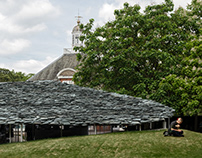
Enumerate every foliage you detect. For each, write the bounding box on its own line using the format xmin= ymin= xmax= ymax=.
xmin=0 ymin=68 xmax=34 ymax=82
xmin=151 ymin=0 xmax=202 ymax=116
xmin=73 ymin=0 xmax=201 ymax=116
xmin=153 ymin=30 xmax=202 ymax=116
xmin=0 ymin=130 xmax=202 ymax=158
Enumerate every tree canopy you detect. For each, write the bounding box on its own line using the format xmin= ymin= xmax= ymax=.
xmin=0 ymin=68 xmax=34 ymax=82
xmin=73 ymin=0 xmax=201 ymax=116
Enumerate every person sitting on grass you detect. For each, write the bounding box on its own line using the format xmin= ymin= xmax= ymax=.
xmin=169 ymin=118 xmax=184 ymax=137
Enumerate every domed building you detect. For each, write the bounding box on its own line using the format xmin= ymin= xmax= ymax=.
xmin=29 ymin=18 xmax=83 ymax=84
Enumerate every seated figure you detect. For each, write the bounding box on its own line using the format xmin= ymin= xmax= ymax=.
xmin=168 ymin=118 xmax=184 ymax=137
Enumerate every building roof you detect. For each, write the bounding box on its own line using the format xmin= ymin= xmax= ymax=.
xmin=0 ymin=81 xmax=175 ymax=126
xmin=29 ymin=53 xmax=79 ymax=81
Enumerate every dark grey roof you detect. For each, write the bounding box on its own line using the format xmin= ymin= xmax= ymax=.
xmin=29 ymin=53 xmax=79 ymax=81
xmin=0 ymin=81 xmax=175 ymax=125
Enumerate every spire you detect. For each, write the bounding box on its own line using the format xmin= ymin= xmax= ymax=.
xmin=75 ymin=16 xmax=82 ymax=25
xmin=75 ymin=9 xmax=82 ymax=25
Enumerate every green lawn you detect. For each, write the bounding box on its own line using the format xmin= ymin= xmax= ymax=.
xmin=0 ymin=130 xmax=201 ymax=158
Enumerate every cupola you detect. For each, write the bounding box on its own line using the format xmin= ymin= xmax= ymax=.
xmin=72 ymin=16 xmax=83 ymax=48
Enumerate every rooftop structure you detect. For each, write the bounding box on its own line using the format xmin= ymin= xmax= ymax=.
xmin=29 ymin=17 xmax=83 ymax=82
xmin=0 ymin=80 xmax=174 ymax=126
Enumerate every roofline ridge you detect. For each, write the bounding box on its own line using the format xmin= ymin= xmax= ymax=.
xmin=28 ymin=54 xmax=64 ymax=81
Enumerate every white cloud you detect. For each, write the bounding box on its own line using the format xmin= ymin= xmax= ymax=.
xmin=0 ymin=13 xmax=5 ymax=21
xmin=6 ymin=56 xmax=58 ymax=74
xmin=0 ymin=0 xmax=60 ymax=34
xmin=172 ymin=0 xmax=192 ymax=9
xmin=85 ymin=7 xmax=92 ymax=16
xmin=98 ymin=3 xmax=116 ymax=21
xmin=14 ymin=0 xmax=60 ymax=23
xmin=97 ymin=0 xmax=192 ymax=25
xmin=0 ymin=0 xmax=60 ymax=58
xmin=23 ymin=23 xmax=47 ymax=33
xmin=0 ymin=39 xmax=31 ymax=55
xmin=0 ymin=13 xmax=22 ymax=34
xmin=0 ymin=17 xmax=46 ymax=34
xmin=114 ymin=0 xmax=192 ymax=9
xmin=66 ymin=30 xmax=72 ymax=47
xmin=115 ymin=0 xmax=137 ymax=6
xmin=97 ymin=0 xmax=141 ymax=25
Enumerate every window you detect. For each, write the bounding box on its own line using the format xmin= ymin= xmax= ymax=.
xmin=75 ymin=36 xmax=79 ymax=44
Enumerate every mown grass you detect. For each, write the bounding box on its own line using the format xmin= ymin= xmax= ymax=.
xmin=0 ymin=129 xmax=201 ymax=158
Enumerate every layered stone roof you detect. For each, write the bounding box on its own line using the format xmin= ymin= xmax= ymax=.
xmin=0 ymin=81 xmax=175 ymax=126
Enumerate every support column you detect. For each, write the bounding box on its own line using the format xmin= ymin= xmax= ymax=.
xmin=163 ymin=120 xmax=167 ymax=129
xmin=168 ymin=118 xmax=170 ymax=129
xmin=150 ymin=122 xmax=152 ymax=130
xmin=20 ymin=123 xmax=23 ymax=142
xmin=9 ymin=124 xmax=11 ymax=143
xmin=94 ymin=124 xmax=97 ymax=134
xmin=32 ymin=124 xmax=35 ymax=140
xmin=60 ymin=125 xmax=63 ymax=137
xmin=139 ymin=124 xmax=142 ymax=131
xmin=18 ymin=124 xmax=19 ymax=142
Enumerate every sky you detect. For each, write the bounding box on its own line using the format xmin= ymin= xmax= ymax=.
xmin=0 ymin=0 xmax=192 ymax=74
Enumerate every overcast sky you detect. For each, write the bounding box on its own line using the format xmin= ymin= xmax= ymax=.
xmin=0 ymin=0 xmax=192 ymax=74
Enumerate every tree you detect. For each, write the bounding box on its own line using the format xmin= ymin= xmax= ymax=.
xmin=0 ymin=68 xmax=34 ymax=82
xmin=151 ymin=0 xmax=202 ymax=116
xmin=73 ymin=0 xmax=201 ymax=116
xmin=152 ymin=29 xmax=202 ymax=116
xmin=0 ymin=68 xmax=11 ymax=82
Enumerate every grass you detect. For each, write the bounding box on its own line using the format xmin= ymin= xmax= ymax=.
xmin=0 ymin=129 xmax=201 ymax=158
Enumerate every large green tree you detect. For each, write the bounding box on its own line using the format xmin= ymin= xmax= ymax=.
xmin=151 ymin=0 xmax=202 ymax=116
xmin=152 ymin=35 xmax=202 ymax=116
xmin=74 ymin=0 xmax=201 ymax=116
xmin=0 ymin=68 xmax=34 ymax=82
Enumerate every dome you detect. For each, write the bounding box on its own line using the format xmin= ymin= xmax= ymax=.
xmin=72 ymin=25 xmax=81 ymax=32
xmin=72 ymin=19 xmax=82 ymax=33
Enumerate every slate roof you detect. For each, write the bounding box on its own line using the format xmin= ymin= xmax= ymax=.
xmin=29 ymin=53 xmax=79 ymax=81
xmin=0 ymin=81 xmax=175 ymax=126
